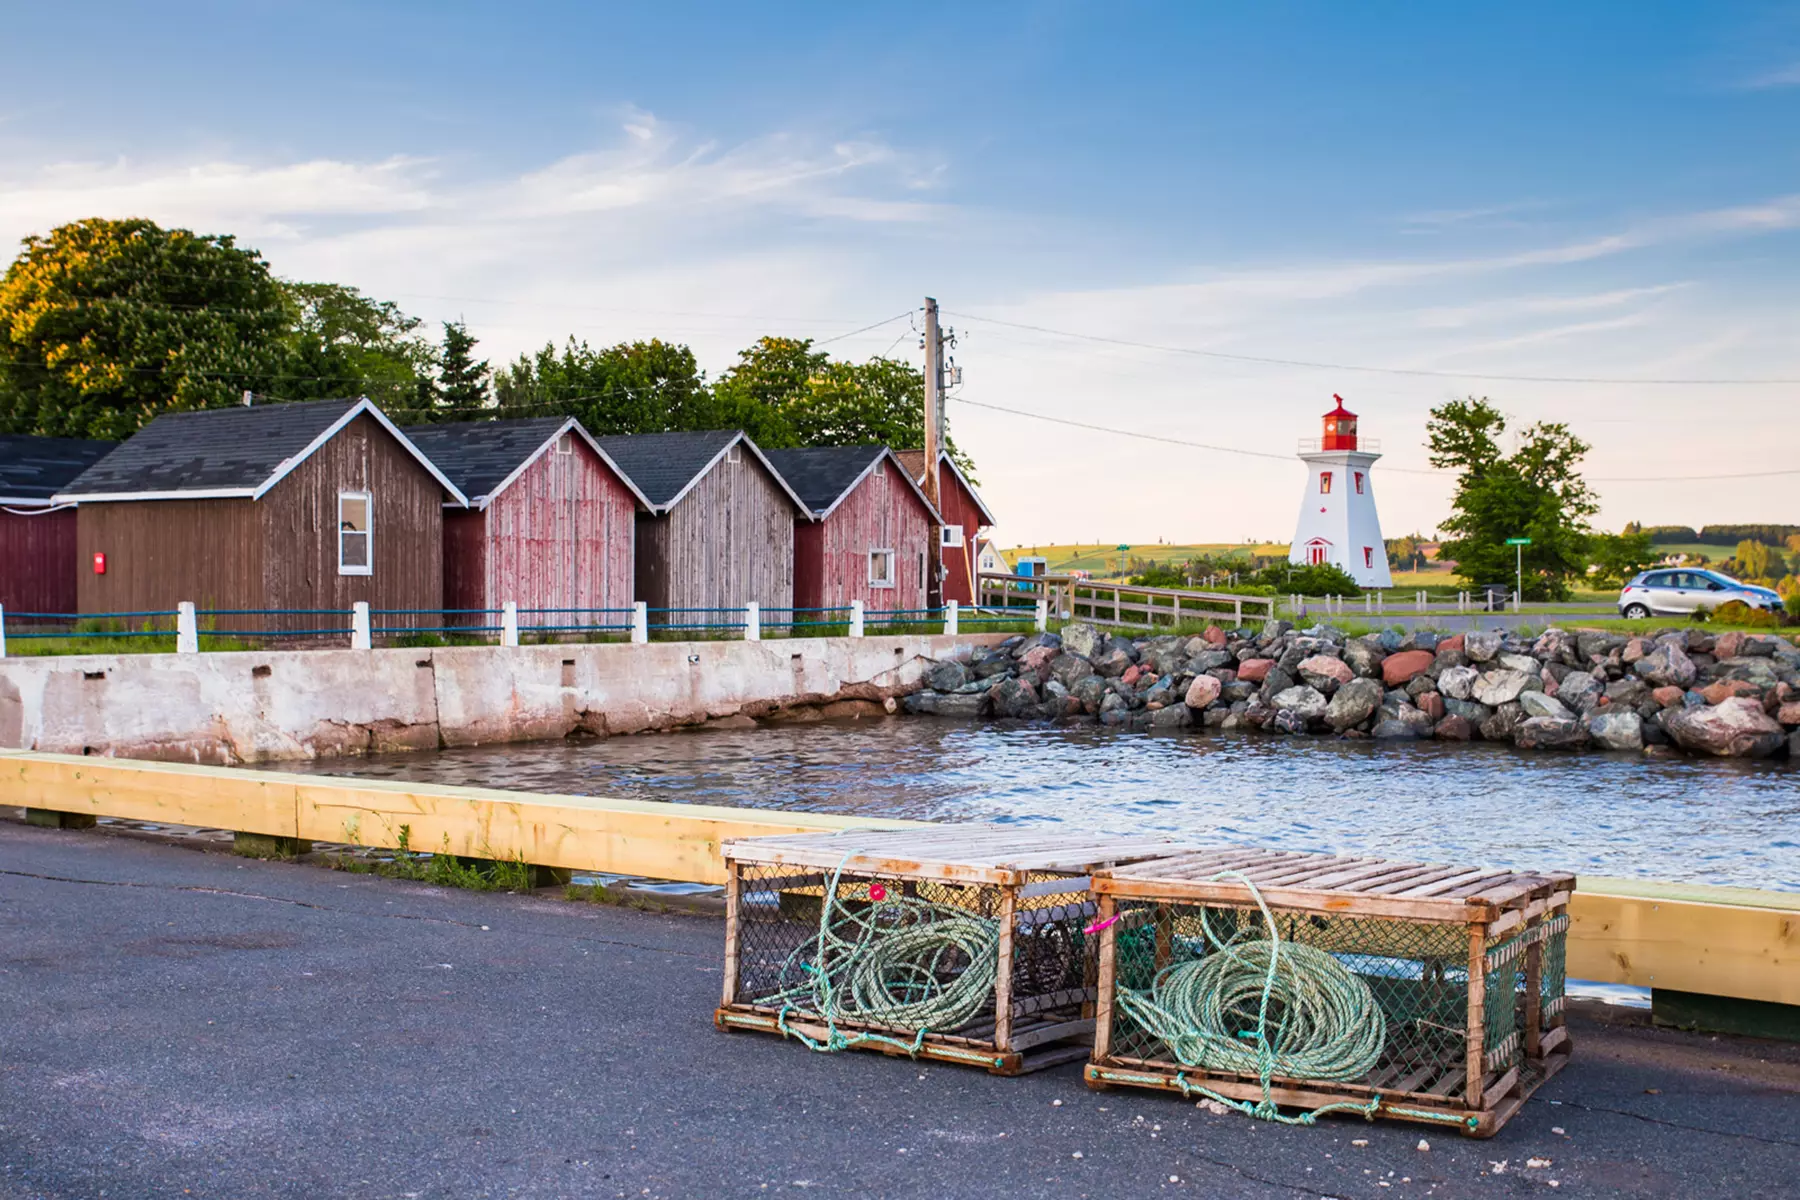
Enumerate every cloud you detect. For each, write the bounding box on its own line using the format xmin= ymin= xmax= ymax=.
xmin=1743 ymin=61 xmax=1800 ymax=88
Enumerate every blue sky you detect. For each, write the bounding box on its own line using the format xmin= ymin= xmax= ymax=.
xmin=3 ymin=2 xmax=1798 ymax=544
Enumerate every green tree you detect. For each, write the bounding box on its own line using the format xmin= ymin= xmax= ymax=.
xmin=1386 ymin=533 xmax=1422 ymax=571
xmin=277 ymin=281 xmax=431 ymax=408
xmin=0 ymin=217 xmax=290 ymax=438
xmin=1427 ymin=397 xmax=1598 ymax=601
xmin=417 ymin=321 xmax=490 ymax=420
xmin=494 ymin=337 xmax=716 ymax=433
xmin=1587 ymin=530 xmax=1657 ymax=588
xmin=1726 ymin=539 xmax=1777 ymax=582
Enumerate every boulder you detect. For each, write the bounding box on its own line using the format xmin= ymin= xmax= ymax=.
xmin=1011 ymin=631 xmax=1062 ymax=656
xmin=1071 ymin=675 xmax=1108 ymax=713
xmin=1651 ymin=685 xmax=1686 ymax=709
xmin=1604 ymin=678 xmax=1651 ymax=710
xmin=1404 ymin=674 xmax=1438 ymax=699
xmin=923 ymin=660 xmax=969 ymax=692
xmin=1417 ymin=691 xmax=1445 ymax=721
xmin=1479 ymin=701 xmax=1527 ymax=741
xmin=1472 ymin=669 xmax=1532 ymax=707
xmin=988 ymin=677 xmax=1040 ymax=719
xmin=1498 ymin=653 xmax=1542 ymax=676
xmin=1299 ymin=654 xmax=1354 ymax=689
xmin=1121 ymin=664 xmax=1144 ymax=688
xmin=1437 ymin=634 xmax=1466 ymax=654
xmin=1103 ymin=634 xmax=1141 ymax=662
xmin=1061 ymin=622 xmax=1105 ymax=660
xmin=1437 ymin=665 xmax=1480 ymax=701
xmin=1514 ymin=716 xmax=1589 ymax=750
xmin=1381 ymin=649 xmax=1436 ymax=687
xmin=902 ymin=691 xmax=986 ymax=717
xmin=1092 ymin=647 xmax=1135 ymax=678
xmin=1271 ymin=685 xmax=1329 ymax=723
xmin=1444 ymin=697 xmax=1492 ymax=726
xmin=1270 ymin=708 xmax=1309 ymax=735
xmin=1324 ymin=677 xmax=1384 ymax=731
xmin=1663 ymin=697 xmax=1786 ymax=758
xmin=1343 ymin=639 xmax=1387 ymax=677
xmin=1576 ymin=629 xmax=1627 ymax=662
xmin=1371 ymin=706 xmax=1432 ymax=739
xmin=1189 ymin=649 xmax=1234 ymax=673
xmin=1555 ymin=672 xmax=1603 ymax=713
xmin=1150 ymin=703 xmax=1193 ymax=729
xmin=1050 ymin=654 xmax=1097 ymax=688
xmin=1236 ymin=658 xmax=1276 ymax=683
xmin=1622 ymin=637 xmax=1649 ymax=664
xmin=1700 ymin=679 xmax=1763 ymax=706
xmin=1532 ymin=629 xmax=1577 ymax=665
xmin=1778 ymin=701 xmax=1800 ymax=726
xmin=1261 ymin=618 xmax=1294 ymax=641
xmin=1713 ymin=631 xmax=1746 ymax=660
xmin=1433 ymin=647 xmax=1470 ymax=672
xmin=1464 ymin=631 xmax=1503 ymax=663
xmin=1634 ymin=643 xmax=1697 ymax=689
xmin=1017 ymin=644 xmax=1059 ymax=676
xmin=1184 ymin=675 xmax=1223 ymax=710
xmin=1434 ymin=714 xmax=1474 ymax=740
xmin=1586 ymin=710 xmax=1644 ymax=752
xmin=1518 ymin=691 xmax=1572 ymax=720
xmin=1201 ymin=624 xmax=1228 ymax=647
xmin=1260 ymin=666 xmax=1297 ymax=697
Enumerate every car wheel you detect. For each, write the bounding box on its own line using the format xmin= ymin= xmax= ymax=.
xmin=1622 ymin=603 xmax=1650 ymax=619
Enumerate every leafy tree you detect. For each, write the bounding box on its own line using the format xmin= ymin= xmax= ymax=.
xmin=1251 ymin=561 xmax=1361 ymax=596
xmin=418 ymin=321 xmax=490 ymax=420
xmin=0 ymin=217 xmax=290 ymax=438
xmin=495 ymin=337 xmax=716 ymax=433
xmin=1427 ymin=397 xmax=1598 ymax=601
xmin=1587 ymin=530 xmax=1657 ymax=588
xmin=277 ymin=281 xmax=431 ymax=408
xmin=1723 ymin=539 xmax=1778 ymax=582
xmin=1640 ymin=524 xmax=1699 ymax=544
xmin=1386 ymin=533 xmax=1423 ymax=571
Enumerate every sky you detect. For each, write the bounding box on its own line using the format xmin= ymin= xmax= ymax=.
xmin=2 ymin=2 xmax=1798 ymax=546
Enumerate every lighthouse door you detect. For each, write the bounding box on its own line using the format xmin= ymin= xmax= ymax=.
xmin=1304 ymin=538 xmax=1331 ymax=565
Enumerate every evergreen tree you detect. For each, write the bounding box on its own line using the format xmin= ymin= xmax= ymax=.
xmin=422 ymin=321 xmax=489 ymax=420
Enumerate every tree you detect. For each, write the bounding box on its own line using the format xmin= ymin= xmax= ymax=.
xmin=417 ymin=321 xmax=490 ymax=420
xmin=0 ymin=217 xmax=289 ymax=438
xmin=1427 ymin=397 xmax=1598 ymax=601
xmin=1587 ymin=530 xmax=1657 ymax=588
xmin=1724 ymin=539 xmax=1777 ymax=583
xmin=494 ymin=337 xmax=716 ymax=433
xmin=1386 ymin=533 xmax=1422 ymax=571
xmin=277 ymin=281 xmax=431 ymax=408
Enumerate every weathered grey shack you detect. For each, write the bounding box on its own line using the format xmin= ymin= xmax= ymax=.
xmin=594 ymin=430 xmax=804 ymax=618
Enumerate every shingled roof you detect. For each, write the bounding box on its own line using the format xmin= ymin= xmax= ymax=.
xmin=402 ymin=417 xmax=650 ymax=510
xmin=762 ymin=444 xmax=941 ymax=521
xmin=54 ymin=398 xmax=466 ymax=505
xmin=0 ymin=435 xmax=120 ymax=505
xmin=893 ymin=449 xmax=997 ymax=525
xmin=593 ymin=429 xmax=805 ymax=514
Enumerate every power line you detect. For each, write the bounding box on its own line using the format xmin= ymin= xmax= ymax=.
xmin=811 ymin=309 xmax=917 ymax=347
xmin=946 ymin=310 xmax=1800 ymax=386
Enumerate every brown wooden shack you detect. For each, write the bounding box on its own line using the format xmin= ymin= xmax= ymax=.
xmin=594 ymin=430 xmax=805 ymax=619
xmin=0 ymin=434 xmax=118 ymax=618
xmin=55 ymin=398 xmax=466 ymax=632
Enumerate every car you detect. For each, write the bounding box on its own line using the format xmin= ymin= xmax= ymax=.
xmin=1617 ymin=568 xmax=1785 ymax=619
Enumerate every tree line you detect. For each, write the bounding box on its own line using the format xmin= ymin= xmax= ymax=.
xmin=0 ymin=218 xmax=971 ymax=472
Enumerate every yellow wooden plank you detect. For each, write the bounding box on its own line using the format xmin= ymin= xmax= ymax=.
xmin=1568 ymin=892 xmax=1799 ymax=1006
xmin=2 ymin=752 xmax=298 ymax=837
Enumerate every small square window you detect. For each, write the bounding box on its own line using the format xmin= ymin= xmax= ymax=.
xmin=872 ymin=458 xmax=886 ymax=477
xmin=725 ymin=445 xmax=742 ymax=465
xmin=338 ymin=492 xmax=372 ymax=576
xmin=941 ymin=524 xmax=964 ymax=548
xmin=869 ymin=548 xmax=895 ymax=588
xmin=556 ymin=433 xmax=573 ymax=455
xmin=1319 ymin=472 xmax=1332 ymax=495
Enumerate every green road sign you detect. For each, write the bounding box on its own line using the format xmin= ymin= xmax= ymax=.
xmin=1505 ymin=537 xmax=1532 ymax=545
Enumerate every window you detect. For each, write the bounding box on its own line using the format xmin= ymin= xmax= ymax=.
xmin=725 ymin=445 xmax=742 ymax=465
xmin=941 ymin=524 xmax=964 ymax=548
xmin=556 ymin=433 xmax=573 ymax=455
xmin=1363 ymin=546 xmax=1373 ymax=568
xmin=1354 ymin=472 xmax=1364 ymax=494
xmin=872 ymin=458 xmax=886 ymax=477
xmin=869 ymin=549 xmax=895 ymax=588
xmin=1318 ymin=472 xmax=1332 ymax=495
xmin=338 ymin=492 xmax=372 ymax=575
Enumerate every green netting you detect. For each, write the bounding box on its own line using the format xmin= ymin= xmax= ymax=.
xmin=1540 ymin=913 xmax=1569 ymax=1020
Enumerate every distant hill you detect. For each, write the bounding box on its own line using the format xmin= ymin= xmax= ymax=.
xmin=1004 ymin=542 xmax=1289 ymax=575
xmin=1641 ymin=524 xmax=1798 ymax=546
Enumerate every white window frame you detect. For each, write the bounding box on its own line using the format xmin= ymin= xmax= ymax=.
xmin=338 ymin=490 xmax=373 ymax=576
xmin=940 ymin=523 xmax=964 ymax=548
xmin=556 ymin=433 xmax=574 ymax=455
xmin=868 ymin=548 xmax=896 ymax=588
xmin=725 ymin=445 xmax=742 ymax=465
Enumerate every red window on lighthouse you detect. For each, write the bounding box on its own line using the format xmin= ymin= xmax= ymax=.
xmin=1354 ymin=472 xmax=1364 ymax=494
xmin=1319 ymin=472 xmax=1332 ymax=495
xmin=1364 ymin=547 xmax=1374 ymax=568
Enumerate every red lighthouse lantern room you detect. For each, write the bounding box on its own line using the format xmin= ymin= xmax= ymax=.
xmin=1321 ymin=394 xmax=1358 ymax=451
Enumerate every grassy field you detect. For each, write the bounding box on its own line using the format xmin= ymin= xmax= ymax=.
xmin=999 ymin=542 xmax=1289 ymax=575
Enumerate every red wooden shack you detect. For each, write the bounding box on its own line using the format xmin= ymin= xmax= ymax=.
xmin=404 ymin=417 xmax=649 ymax=623
xmin=895 ymin=449 xmax=997 ymax=607
xmin=0 ymin=434 xmax=118 ymax=618
xmin=763 ymin=445 xmax=940 ymax=615
xmin=54 ymin=398 xmax=465 ymax=631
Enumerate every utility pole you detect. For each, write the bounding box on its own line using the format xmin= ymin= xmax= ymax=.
xmin=922 ymin=297 xmax=942 ymax=513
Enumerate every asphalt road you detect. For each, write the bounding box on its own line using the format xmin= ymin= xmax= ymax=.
xmin=3 ymin=820 xmax=1797 ymax=1200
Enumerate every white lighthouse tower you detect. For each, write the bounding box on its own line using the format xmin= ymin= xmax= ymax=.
xmin=1289 ymin=395 xmax=1391 ymax=588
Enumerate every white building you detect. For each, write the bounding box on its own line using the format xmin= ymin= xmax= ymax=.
xmin=1289 ymin=396 xmax=1392 ymax=588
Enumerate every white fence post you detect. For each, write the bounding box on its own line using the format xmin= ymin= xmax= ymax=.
xmin=1376 ymin=592 xmax=1384 ymax=616
xmin=501 ymin=601 xmax=519 ymax=647
xmin=744 ymin=601 xmax=760 ymax=641
xmin=351 ymin=601 xmax=372 ymax=650
xmin=176 ymin=601 xmax=198 ymax=654
xmin=1033 ymin=598 xmax=1046 ymax=633
xmin=944 ymin=599 xmax=959 ymax=636
xmin=849 ymin=599 xmax=865 ymax=639
xmin=631 ymin=601 xmax=648 ymax=644
xmin=0 ymin=605 xmax=7 ymax=657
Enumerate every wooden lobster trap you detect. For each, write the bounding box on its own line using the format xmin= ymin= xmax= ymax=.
xmin=1083 ymin=847 xmax=1574 ymax=1137
xmin=715 ymin=827 xmax=1189 ymax=1075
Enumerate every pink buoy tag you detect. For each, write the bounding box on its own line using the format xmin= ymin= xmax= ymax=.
xmin=1083 ymin=914 xmax=1121 ymax=935
xmin=869 ymin=884 xmax=888 ymax=902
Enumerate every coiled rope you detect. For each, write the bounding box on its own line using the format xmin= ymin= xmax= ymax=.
xmin=1116 ymin=871 xmax=1388 ymax=1125
xmin=774 ymin=853 xmax=1000 ymax=1058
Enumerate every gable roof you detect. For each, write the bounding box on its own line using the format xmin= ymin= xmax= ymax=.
xmin=762 ymin=444 xmax=942 ymax=522
xmin=593 ymin=429 xmax=806 ymax=514
xmin=53 ymin=397 xmax=467 ymax=506
xmin=0 ymin=434 xmax=119 ymax=506
xmin=893 ymin=449 xmax=997 ymax=526
xmin=402 ymin=416 xmax=651 ymax=511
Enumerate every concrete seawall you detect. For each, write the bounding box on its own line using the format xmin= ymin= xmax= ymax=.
xmin=0 ymin=634 xmax=1007 ymax=764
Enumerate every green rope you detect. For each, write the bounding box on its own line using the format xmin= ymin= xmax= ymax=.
xmin=1117 ymin=871 xmax=1388 ymax=1126
xmin=773 ymin=853 xmax=1000 ymax=1057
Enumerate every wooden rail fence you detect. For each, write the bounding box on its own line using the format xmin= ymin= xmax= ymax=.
xmin=977 ymin=573 xmax=1277 ymax=631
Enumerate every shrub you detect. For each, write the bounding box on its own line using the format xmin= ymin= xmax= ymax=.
xmin=1251 ymin=561 xmax=1362 ymax=597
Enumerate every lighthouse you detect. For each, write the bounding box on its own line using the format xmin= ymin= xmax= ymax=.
xmin=1289 ymin=396 xmax=1391 ymax=588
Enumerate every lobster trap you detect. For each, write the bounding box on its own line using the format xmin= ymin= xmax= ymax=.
xmin=715 ymin=827 xmax=1189 ymax=1075
xmin=1084 ymin=848 xmax=1574 ymax=1137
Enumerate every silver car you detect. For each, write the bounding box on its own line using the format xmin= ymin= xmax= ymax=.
xmin=1618 ymin=568 xmax=1785 ymax=618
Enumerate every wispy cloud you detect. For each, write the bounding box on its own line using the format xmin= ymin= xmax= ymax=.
xmin=1400 ymin=200 xmax=1548 ymax=231
xmin=1743 ymin=60 xmax=1800 ymax=89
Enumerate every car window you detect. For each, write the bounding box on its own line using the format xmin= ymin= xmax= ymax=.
xmin=1640 ymin=571 xmax=1668 ymax=587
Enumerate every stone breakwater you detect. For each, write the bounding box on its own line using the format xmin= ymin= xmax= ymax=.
xmin=902 ymin=620 xmax=1800 ymax=760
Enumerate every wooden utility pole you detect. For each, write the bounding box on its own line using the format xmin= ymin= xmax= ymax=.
xmin=922 ymin=296 xmax=942 ymax=512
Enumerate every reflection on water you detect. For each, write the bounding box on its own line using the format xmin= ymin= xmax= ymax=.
xmin=290 ymin=718 xmax=1800 ymax=891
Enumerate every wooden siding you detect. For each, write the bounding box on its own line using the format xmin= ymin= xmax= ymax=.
xmin=442 ymin=510 xmax=488 ymax=618
xmin=934 ymin=460 xmax=988 ymax=607
xmin=638 ymin=449 xmax=793 ymax=613
xmin=479 ymin=438 xmax=636 ymax=619
xmin=793 ymin=462 xmax=931 ymax=613
xmin=77 ymin=497 xmax=264 ymax=617
xmin=0 ymin=508 xmax=78 ymax=615
xmin=259 ymin=412 xmax=443 ymax=627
